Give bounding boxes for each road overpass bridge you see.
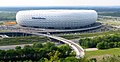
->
[0,32,85,58]
[21,32,85,58]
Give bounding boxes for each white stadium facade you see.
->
[16,10,98,29]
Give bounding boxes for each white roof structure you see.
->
[16,10,97,29]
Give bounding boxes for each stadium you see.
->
[16,10,99,29]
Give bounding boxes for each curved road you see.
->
[0,22,103,58]
[31,33,85,58]
[0,32,85,58]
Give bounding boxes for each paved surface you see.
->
[0,23,103,58]
[0,32,85,58]
[0,32,99,57]
[28,32,85,58]
[0,44,32,50]
[0,22,102,33]
[85,48,98,51]
[0,22,113,58]
[70,39,80,43]
[0,44,98,51]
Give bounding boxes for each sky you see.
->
[0,0,120,7]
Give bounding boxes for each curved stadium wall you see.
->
[16,10,97,29]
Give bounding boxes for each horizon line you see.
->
[0,5,120,7]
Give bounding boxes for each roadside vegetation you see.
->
[0,42,120,62]
[60,30,120,39]
[0,36,48,46]
[0,42,83,62]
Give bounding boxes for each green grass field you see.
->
[85,48,120,59]
[61,30,120,39]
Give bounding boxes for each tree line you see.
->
[0,12,16,21]
[0,42,77,62]
[79,34,120,49]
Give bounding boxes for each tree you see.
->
[79,38,98,48]
[0,50,6,60]
[24,45,32,49]
[64,57,80,62]
[43,42,55,51]
[58,44,72,57]
[44,42,55,49]
[33,42,43,48]
[15,46,21,50]
[49,51,60,62]
[5,49,17,61]
[108,42,115,48]
[0,42,76,61]
[97,42,109,49]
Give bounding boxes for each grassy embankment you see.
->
[60,30,120,39]
[0,36,48,46]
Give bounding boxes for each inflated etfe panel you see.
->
[16,10,97,29]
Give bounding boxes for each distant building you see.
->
[16,10,97,29]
